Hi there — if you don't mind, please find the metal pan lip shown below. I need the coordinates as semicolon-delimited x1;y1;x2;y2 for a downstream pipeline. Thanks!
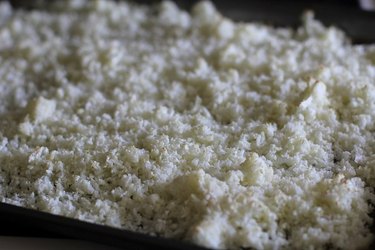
0;202;209;250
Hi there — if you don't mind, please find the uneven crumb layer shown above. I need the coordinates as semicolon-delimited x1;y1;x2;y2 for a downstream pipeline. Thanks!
1;1;375;249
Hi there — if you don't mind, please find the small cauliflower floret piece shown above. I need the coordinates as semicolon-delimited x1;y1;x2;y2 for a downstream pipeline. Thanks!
314;174;367;212
18;97;56;135
296;80;329;121
240;153;274;186
189;213;232;249
215;18;235;39
74;176;96;195
299;80;328;109
168;169;229;201
158;1;190;28
192;1;219;25
218;44;245;67
29;97;56;122
18;120;34;136
189;193;285;250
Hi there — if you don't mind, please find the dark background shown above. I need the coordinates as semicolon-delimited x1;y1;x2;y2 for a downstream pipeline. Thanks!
7;0;375;43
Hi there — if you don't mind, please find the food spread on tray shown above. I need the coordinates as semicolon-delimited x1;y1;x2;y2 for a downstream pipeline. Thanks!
1;0;375;249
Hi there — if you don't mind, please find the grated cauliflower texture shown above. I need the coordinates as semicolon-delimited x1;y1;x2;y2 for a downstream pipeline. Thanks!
1;1;375;249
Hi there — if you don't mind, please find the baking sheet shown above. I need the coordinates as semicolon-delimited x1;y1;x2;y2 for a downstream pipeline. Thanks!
0;202;208;250
1;1;375;249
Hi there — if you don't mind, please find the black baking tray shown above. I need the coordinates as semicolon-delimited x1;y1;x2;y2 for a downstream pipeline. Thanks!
0;202;208;250
1;0;375;249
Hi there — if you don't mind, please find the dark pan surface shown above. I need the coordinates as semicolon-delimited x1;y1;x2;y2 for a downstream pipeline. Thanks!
0;202;209;250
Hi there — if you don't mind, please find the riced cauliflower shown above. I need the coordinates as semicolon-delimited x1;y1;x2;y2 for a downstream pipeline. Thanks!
0;1;375;249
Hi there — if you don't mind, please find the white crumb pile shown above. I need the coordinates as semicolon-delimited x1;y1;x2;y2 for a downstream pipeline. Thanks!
1;0;375;249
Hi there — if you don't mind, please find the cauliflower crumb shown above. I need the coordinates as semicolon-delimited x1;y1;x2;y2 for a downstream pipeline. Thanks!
0;1;375;250
28;97;56;122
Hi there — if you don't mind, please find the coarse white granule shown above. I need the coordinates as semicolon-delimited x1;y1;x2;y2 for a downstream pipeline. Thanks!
1;0;375;249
